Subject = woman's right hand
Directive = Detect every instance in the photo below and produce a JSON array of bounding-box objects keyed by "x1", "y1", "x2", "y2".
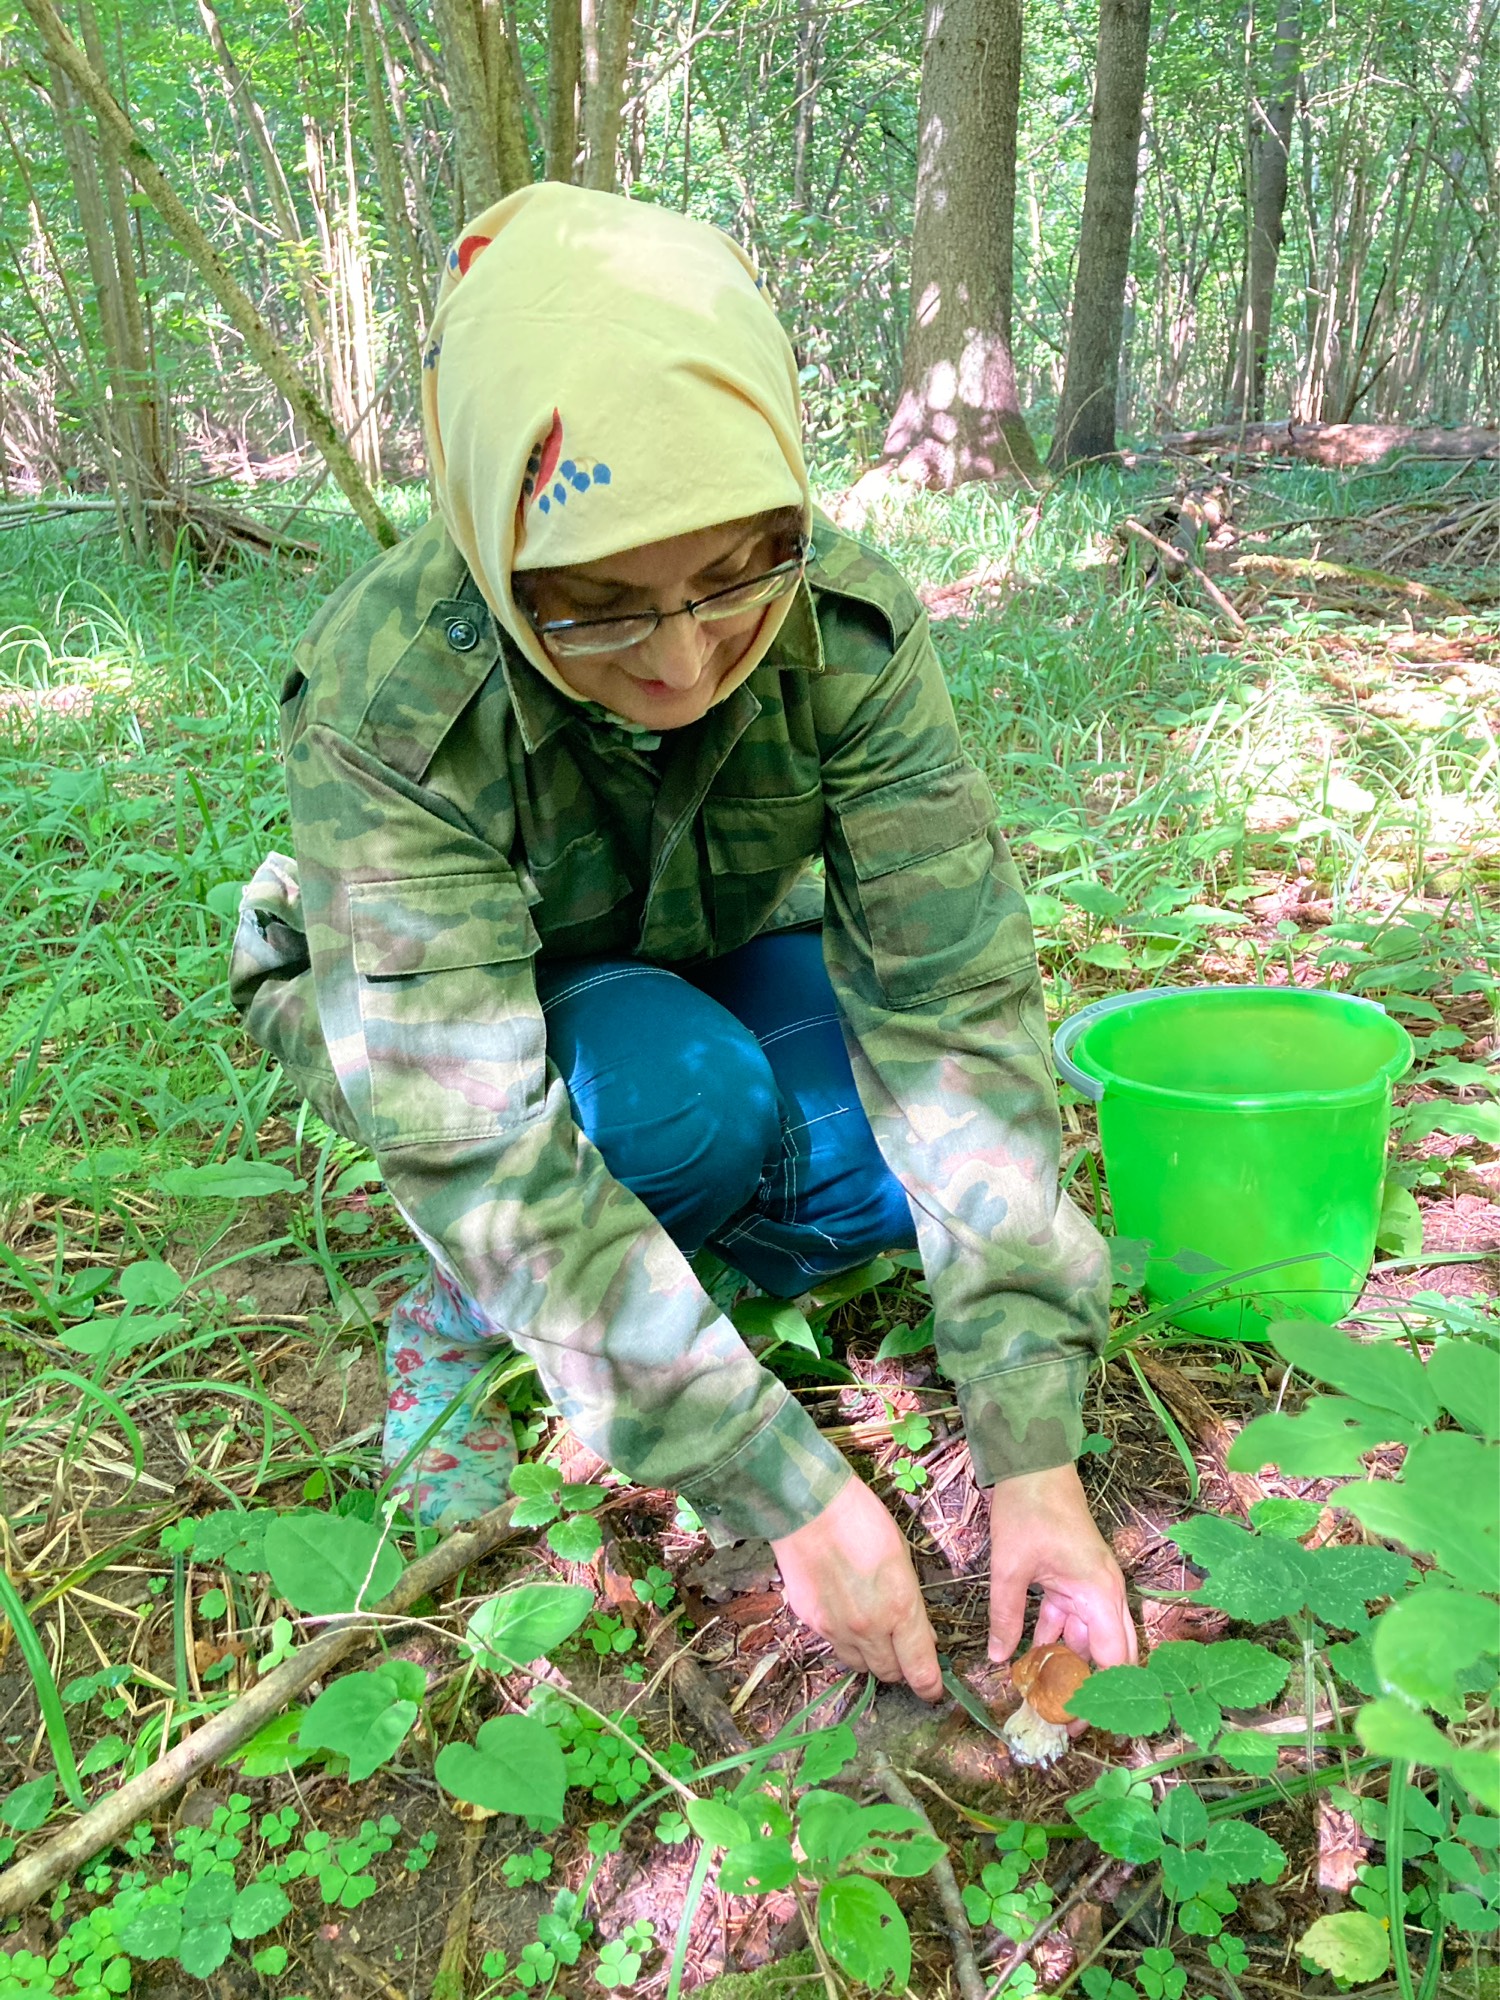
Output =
[{"x1": 770, "y1": 1475, "x2": 943, "y2": 1700}]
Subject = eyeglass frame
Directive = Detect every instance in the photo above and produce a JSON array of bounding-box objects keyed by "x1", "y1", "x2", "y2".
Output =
[{"x1": 516, "y1": 537, "x2": 810, "y2": 658}]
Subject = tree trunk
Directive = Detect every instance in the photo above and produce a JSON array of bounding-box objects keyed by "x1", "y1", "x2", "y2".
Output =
[
  {"x1": 579, "y1": 0, "x2": 637, "y2": 191},
  {"x1": 1226, "y1": 0, "x2": 1302, "y2": 423},
  {"x1": 881, "y1": 0, "x2": 1041, "y2": 488},
  {"x1": 356, "y1": 0, "x2": 425, "y2": 409},
  {"x1": 547, "y1": 0, "x2": 582, "y2": 179},
  {"x1": 433, "y1": 0, "x2": 533, "y2": 217},
  {"x1": 17, "y1": 0, "x2": 398, "y2": 546},
  {"x1": 1047, "y1": 0, "x2": 1152, "y2": 468}
]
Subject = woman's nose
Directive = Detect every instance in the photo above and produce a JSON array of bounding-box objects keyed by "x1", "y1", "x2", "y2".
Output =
[{"x1": 641, "y1": 611, "x2": 714, "y2": 689}]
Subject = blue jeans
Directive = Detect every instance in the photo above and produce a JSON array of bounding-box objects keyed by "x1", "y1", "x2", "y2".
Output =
[{"x1": 535, "y1": 929, "x2": 917, "y2": 1296}]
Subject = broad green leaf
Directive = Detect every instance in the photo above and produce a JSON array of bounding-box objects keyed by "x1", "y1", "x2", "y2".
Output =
[
  {"x1": 1065, "y1": 881, "x2": 1127, "y2": 918},
  {"x1": 808, "y1": 1258, "x2": 894, "y2": 1311},
  {"x1": 1202, "y1": 1818, "x2": 1285, "y2": 1884},
  {"x1": 1427, "y1": 1340, "x2": 1500, "y2": 1439},
  {"x1": 719, "y1": 1836, "x2": 798, "y2": 1894},
  {"x1": 80, "y1": 1733, "x2": 126, "y2": 1777},
  {"x1": 154, "y1": 1160, "x2": 304, "y2": 1200},
  {"x1": 1355, "y1": 1696, "x2": 1459, "y2": 1766},
  {"x1": 1156, "y1": 1785, "x2": 1208, "y2": 1849},
  {"x1": 509, "y1": 1462, "x2": 563, "y2": 1498},
  {"x1": 546, "y1": 1514, "x2": 603, "y2": 1563},
  {"x1": 796, "y1": 1789, "x2": 864, "y2": 1867},
  {"x1": 1270, "y1": 1323, "x2": 1439, "y2": 1427},
  {"x1": 733, "y1": 1297, "x2": 820, "y2": 1355},
  {"x1": 225, "y1": 1709, "x2": 321, "y2": 1775},
  {"x1": 464, "y1": 1584, "x2": 595, "y2": 1669},
  {"x1": 1247, "y1": 1498, "x2": 1322, "y2": 1541},
  {"x1": 1161, "y1": 1846, "x2": 1216, "y2": 1900},
  {"x1": 1168, "y1": 1516, "x2": 1253, "y2": 1569},
  {"x1": 1082, "y1": 942, "x2": 1136, "y2": 970},
  {"x1": 60, "y1": 1311, "x2": 183, "y2": 1359},
  {"x1": 183, "y1": 1873, "x2": 237, "y2": 1926},
  {"x1": 178, "y1": 1924, "x2": 233, "y2": 1979},
  {"x1": 818, "y1": 1876, "x2": 911, "y2": 1992},
  {"x1": 1065, "y1": 1665, "x2": 1170, "y2": 1736},
  {"x1": 1401, "y1": 1101, "x2": 1500, "y2": 1147},
  {"x1": 1227, "y1": 1399, "x2": 1410, "y2": 1476},
  {"x1": 1343, "y1": 1433, "x2": 1499, "y2": 1588},
  {"x1": 1450, "y1": 1748, "x2": 1500, "y2": 1812},
  {"x1": 1167, "y1": 1690, "x2": 1222, "y2": 1749},
  {"x1": 1300, "y1": 1545, "x2": 1413, "y2": 1628},
  {"x1": 1297, "y1": 1911, "x2": 1390, "y2": 1981},
  {"x1": 1215, "y1": 1732, "x2": 1279, "y2": 1776},
  {"x1": 0, "y1": 1777, "x2": 55, "y2": 1831},
  {"x1": 1375, "y1": 1183, "x2": 1423, "y2": 1259},
  {"x1": 1157, "y1": 1639, "x2": 1291, "y2": 1708},
  {"x1": 433, "y1": 1715, "x2": 566, "y2": 1829},
  {"x1": 1072, "y1": 1795, "x2": 1164, "y2": 1863},
  {"x1": 686, "y1": 1799, "x2": 751, "y2": 1848},
  {"x1": 298, "y1": 1661, "x2": 426, "y2": 1782},
  {"x1": 875, "y1": 1313, "x2": 935, "y2": 1361},
  {"x1": 116, "y1": 1259, "x2": 184, "y2": 1308},
  {"x1": 119, "y1": 1904, "x2": 183, "y2": 1960},
  {"x1": 1373, "y1": 1591, "x2": 1499, "y2": 1715},
  {"x1": 263, "y1": 1514, "x2": 404, "y2": 1614},
  {"x1": 1186, "y1": 1536, "x2": 1313, "y2": 1623},
  {"x1": 800, "y1": 1722, "x2": 858, "y2": 1785},
  {"x1": 848, "y1": 1811, "x2": 947, "y2": 1879},
  {"x1": 231, "y1": 1880, "x2": 292, "y2": 1940}
]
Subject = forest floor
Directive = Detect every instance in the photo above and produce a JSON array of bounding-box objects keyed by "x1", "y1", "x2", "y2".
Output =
[{"x1": 0, "y1": 455, "x2": 1496, "y2": 2000}]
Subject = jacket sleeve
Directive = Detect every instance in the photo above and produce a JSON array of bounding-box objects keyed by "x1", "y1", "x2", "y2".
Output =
[
  {"x1": 284, "y1": 717, "x2": 851, "y2": 1544},
  {"x1": 813, "y1": 595, "x2": 1110, "y2": 1486}
]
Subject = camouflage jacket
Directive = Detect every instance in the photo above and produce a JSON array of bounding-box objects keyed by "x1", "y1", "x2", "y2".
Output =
[{"x1": 245, "y1": 512, "x2": 1109, "y2": 1543}]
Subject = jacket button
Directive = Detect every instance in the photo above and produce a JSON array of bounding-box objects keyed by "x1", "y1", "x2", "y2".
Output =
[{"x1": 446, "y1": 617, "x2": 480, "y2": 652}]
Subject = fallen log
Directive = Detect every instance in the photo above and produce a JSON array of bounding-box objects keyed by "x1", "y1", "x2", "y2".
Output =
[{"x1": 1163, "y1": 421, "x2": 1499, "y2": 467}]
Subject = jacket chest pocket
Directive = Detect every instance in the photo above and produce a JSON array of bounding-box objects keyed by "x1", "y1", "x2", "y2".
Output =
[
  {"x1": 703, "y1": 786, "x2": 824, "y2": 950},
  {"x1": 835, "y1": 763, "x2": 1035, "y2": 1009},
  {"x1": 349, "y1": 873, "x2": 546, "y2": 1146},
  {"x1": 524, "y1": 831, "x2": 639, "y2": 957}
]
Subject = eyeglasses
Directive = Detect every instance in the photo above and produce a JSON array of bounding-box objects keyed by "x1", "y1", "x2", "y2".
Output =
[{"x1": 521, "y1": 542, "x2": 808, "y2": 659}]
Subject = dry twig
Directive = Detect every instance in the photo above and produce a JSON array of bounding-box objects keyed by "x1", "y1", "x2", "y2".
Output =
[
  {"x1": 1122, "y1": 517, "x2": 1249, "y2": 633},
  {"x1": 0, "y1": 1500, "x2": 520, "y2": 1916},
  {"x1": 871, "y1": 1748, "x2": 985, "y2": 2000}
]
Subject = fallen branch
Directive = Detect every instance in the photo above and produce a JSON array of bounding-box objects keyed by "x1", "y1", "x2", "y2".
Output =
[
  {"x1": 983, "y1": 1854, "x2": 1118, "y2": 1998},
  {"x1": 1121, "y1": 518, "x2": 1248, "y2": 634},
  {"x1": 0, "y1": 1500, "x2": 519, "y2": 1917},
  {"x1": 1231, "y1": 552, "x2": 1469, "y2": 618},
  {"x1": 431, "y1": 1814, "x2": 487, "y2": 2000},
  {"x1": 871, "y1": 1749, "x2": 985, "y2": 2000},
  {"x1": 1163, "y1": 421, "x2": 1499, "y2": 467}
]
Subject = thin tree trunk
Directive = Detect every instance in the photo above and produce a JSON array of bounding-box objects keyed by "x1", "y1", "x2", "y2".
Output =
[
  {"x1": 547, "y1": 0, "x2": 581, "y2": 178},
  {"x1": 1226, "y1": 0, "x2": 1302, "y2": 421},
  {"x1": 356, "y1": 0, "x2": 426, "y2": 408},
  {"x1": 18, "y1": 0, "x2": 397, "y2": 546},
  {"x1": 1047, "y1": 0, "x2": 1152, "y2": 467},
  {"x1": 881, "y1": 0, "x2": 1041, "y2": 487},
  {"x1": 579, "y1": 0, "x2": 637, "y2": 190},
  {"x1": 433, "y1": 0, "x2": 533, "y2": 216}
]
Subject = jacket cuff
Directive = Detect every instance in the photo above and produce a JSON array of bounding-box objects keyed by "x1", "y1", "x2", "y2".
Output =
[
  {"x1": 958, "y1": 1355, "x2": 1091, "y2": 1487},
  {"x1": 678, "y1": 1389, "x2": 853, "y2": 1546}
]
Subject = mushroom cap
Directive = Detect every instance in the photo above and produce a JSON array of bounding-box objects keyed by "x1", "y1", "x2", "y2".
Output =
[{"x1": 1010, "y1": 1642, "x2": 1092, "y2": 1725}]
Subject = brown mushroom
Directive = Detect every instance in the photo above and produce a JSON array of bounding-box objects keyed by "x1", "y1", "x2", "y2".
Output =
[{"x1": 1002, "y1": 1643, "x2": 1093, "y2": 1767}]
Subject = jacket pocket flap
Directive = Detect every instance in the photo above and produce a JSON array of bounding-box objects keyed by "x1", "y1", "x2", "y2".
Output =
[
  {"x1": 350, "y1": 874, "x2": 541, "y2": 977},
  {"x1": 836, "y1": 762, "x2": 995, "y2": 882}
]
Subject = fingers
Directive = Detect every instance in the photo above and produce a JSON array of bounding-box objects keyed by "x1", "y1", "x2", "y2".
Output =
[{"x1": 893, "y1": 1606, "x2": 944, "y2": 1702}]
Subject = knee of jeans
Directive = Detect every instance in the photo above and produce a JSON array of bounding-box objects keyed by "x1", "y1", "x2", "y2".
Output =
[
  {"x1": 827, "y1": 1156, "x2": 918, "y2": 1264},
  {"x1": 606, "y1": 1033, "x2": 782, "y2": 1248}
]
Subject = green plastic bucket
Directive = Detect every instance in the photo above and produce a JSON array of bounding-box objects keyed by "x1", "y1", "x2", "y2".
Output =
[{"x1": 1053, "y1": 986, "x2": 1414, "y2": 1338}]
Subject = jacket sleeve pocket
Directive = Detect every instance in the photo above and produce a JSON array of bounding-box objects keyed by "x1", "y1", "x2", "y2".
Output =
[
  {"x1": 834, "y1": 762, "x2": 1036, "y2": 1008},
  {"x1": 348, "y1": 872, "x2": 546, "y2": 1145}
]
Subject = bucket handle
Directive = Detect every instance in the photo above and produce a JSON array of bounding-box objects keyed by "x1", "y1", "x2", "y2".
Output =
[
  {"x1": 1052, "y1": 989, "x2": 1183, "y2": 1101},
  {"x1": 1052, "y1": 984, "x2": 1396, "y2": 1104}
]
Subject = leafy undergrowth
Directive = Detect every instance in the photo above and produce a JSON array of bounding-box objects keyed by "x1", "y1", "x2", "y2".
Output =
[{"x1": 0, "y1": 461, "x2": 1495, "y2": 1999}]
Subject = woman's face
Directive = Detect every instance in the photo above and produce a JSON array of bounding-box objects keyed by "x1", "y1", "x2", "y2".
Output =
[{"x1": 516, "y1": 517, "x2": 785, "y2": 730}]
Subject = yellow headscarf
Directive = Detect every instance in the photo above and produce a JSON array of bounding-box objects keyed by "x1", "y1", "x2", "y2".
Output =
[{"x1": 421, "y1": 183, "x2": 809, "y2": 704}]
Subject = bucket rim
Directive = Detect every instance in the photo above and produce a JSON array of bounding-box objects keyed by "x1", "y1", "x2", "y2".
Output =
[{"x1": 1053, "y1": 984, "x2": 1415, "y2": 1109}]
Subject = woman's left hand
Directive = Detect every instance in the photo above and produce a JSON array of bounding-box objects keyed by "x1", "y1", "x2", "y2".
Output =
[{"x1": 988, "y1": 1462, "x2": 1137, "y2": 1671}]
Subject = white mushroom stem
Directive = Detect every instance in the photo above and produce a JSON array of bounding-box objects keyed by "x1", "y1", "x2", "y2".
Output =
[{"x1": 1001, "y1": 1698, "x2": 1072, "y2": 1769}]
